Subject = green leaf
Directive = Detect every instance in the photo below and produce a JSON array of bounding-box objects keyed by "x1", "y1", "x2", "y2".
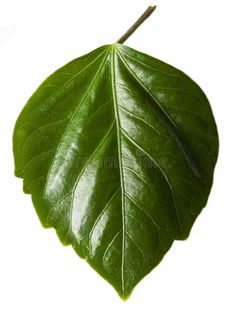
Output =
[{"x1": 13, "y1": 44, "x2": 218, "y2": 300}]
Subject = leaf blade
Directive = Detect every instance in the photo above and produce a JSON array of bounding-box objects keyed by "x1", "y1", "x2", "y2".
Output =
[{"x1": 13, "y1": 44, "x2": 218, "y2": 299}]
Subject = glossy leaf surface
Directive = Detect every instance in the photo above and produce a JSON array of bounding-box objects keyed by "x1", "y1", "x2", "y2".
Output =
[{"x1": 13, "y1": 44, "x2": 218, "y2": 299}]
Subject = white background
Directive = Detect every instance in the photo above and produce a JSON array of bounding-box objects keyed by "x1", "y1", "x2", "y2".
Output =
[{"x1": 0, "y1": 0, "x2": 236, "y2": 314}]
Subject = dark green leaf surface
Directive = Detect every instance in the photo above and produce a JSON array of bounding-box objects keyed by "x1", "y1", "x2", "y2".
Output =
[{"x1": 13, "y1": 44, "x2": 218, "y2": 299}]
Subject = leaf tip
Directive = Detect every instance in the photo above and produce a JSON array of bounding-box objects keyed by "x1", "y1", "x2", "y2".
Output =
[{"x1": 117, "y1": 290, "x2": 132, "y2": 301}]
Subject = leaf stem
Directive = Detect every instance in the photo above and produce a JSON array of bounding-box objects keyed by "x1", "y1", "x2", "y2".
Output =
[{"x1": 116, "y1": 5, "x2": 156, "y2": 44}]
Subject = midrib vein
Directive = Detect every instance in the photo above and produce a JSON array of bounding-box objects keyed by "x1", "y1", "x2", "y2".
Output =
[{"x1": 111, "y1": 47, "x2": 126, "y2": 294}]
